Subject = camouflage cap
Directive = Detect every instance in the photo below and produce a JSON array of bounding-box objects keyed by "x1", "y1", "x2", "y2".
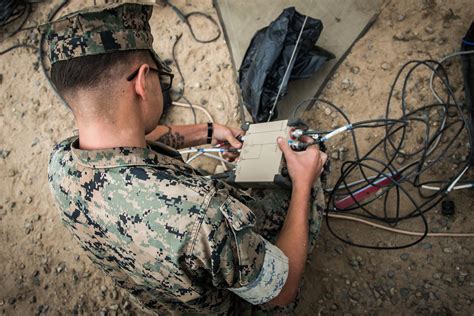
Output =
[{"x1": 42, "y1": 2, "x2": 170, "y2": 72}]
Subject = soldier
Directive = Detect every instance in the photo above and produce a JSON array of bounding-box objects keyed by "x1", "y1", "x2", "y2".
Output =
[{"x1": 45, "y1": 3, "x2": 327, "y2": 315}]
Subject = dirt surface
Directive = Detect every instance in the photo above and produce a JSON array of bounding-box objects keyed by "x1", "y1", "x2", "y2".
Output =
[{"x1": 0, "y1": 0, "x2": 473, "y2": 315}]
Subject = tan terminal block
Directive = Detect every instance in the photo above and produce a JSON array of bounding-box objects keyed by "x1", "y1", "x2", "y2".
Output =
[{"x1": 235, "y1": 120, "x2": 291, "y2": 187}]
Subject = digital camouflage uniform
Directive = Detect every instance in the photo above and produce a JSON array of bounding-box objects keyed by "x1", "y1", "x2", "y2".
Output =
[{"x1": 45, "y1": 3, "x2": 325, "y2": 315}]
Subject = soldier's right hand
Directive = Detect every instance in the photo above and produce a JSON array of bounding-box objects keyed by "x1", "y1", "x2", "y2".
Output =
[{"x1": 277, "y1": 137, "x2": 327, "y2": 188}]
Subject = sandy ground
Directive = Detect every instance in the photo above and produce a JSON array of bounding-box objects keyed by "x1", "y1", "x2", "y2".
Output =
[{"x1": 0, "y1": 0, "x2": 473, "y2": 315}]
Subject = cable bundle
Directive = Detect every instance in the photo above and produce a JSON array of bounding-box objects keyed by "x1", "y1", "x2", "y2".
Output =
[
  {"x1": 295, "y1": 53, "x2": 473, "y2": 249},
  {"x1": 0, "y1": 0, "x2": 30, "y2": 37}
]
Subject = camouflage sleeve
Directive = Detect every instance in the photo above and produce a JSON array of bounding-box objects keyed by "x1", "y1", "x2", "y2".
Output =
[{"x1": 191, "y1": 189, "x2": 289, "y2": 305}]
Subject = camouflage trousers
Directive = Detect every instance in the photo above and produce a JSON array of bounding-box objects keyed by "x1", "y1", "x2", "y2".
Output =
[{"x1": 238, "y1": 179, "x2": 326, "y2": 315}]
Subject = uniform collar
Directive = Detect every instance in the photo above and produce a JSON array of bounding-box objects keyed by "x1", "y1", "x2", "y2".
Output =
[{"x1": 70, "y1": 137, "x2": 183, "y2": 169}]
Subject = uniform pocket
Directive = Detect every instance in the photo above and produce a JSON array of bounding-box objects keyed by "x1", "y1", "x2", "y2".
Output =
[{"x1": 219, "y1": 195, "x2": 257, "y2": 231}]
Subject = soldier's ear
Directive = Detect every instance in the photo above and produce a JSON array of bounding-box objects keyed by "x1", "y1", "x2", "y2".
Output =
[{"x1": 134, "y1": 64, "x2": 150, "y2": 101}]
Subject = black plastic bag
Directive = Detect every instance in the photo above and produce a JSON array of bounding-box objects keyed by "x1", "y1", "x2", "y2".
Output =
[
  {"x1": 239, "y1": 7, "x2": 335, "y2": 122},
  {"x1": 461, "y1": 22, "x2": 474, "y2": 165}
]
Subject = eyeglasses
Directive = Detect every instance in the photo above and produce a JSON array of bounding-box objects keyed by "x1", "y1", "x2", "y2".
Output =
[{"x1": 126, "y1": 67, "x2": 174, "y2": 92}]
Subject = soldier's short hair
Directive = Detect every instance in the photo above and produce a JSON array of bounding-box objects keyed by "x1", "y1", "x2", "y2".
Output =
[{"x1": 51, "y1": 50, "x2": 149, "y2": 94}]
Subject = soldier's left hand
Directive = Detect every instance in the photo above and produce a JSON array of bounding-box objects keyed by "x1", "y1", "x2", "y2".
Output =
[{"x1": 212, "y1": 123, "x2": 244, "y2": 161}]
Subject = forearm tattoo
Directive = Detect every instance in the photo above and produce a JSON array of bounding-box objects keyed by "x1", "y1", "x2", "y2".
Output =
[{"x1": 157, "y1": 125, "x2": 185, "y2": 148}]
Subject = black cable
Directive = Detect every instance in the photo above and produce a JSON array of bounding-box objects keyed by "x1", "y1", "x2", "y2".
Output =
[
  {"x1": 0, "y1": 0, "x2": 28, "y2": 29},
  {"x1": 294, "y1": 58, "x2": 471, "y2": 249},
  {"x1": 169, "y1": 34, "x2": 197, "y2": 125},
  {"x1": 171, "y1": 33, "x2": 185, "y2": 102},
  {"x1": 6, "y1": 3, "x2": 31, "y2": 38},
  {"x1": 166, "y1": 0, "x2": 222, "y2": 126},
  {"x1": 0, "y1": 0, "x2": 34, "y2": 54},
  {"x1": 165, "y1": 0, "x2": 221, "y2": 44}
]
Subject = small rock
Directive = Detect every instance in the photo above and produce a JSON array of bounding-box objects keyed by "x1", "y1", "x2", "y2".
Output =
[
  {"x1": 425, "y1": 26, "x2": 434, "y2": 34},
  {"x1": 25, "y1": 223, "x2": 33, "y2": 234},
  {"x1": 416, "y1": 135, "x2": 424, "y2": 145},
  {"x1": 25, "y1": 196, "x2": 33, "y2": 204},
  {"x1": 100, "y1": 285, "x2": 107, "y2": 293},
  {"x1": 216, "y1": 103, "x2": 224, "y2": 110},
  {"x1": 56, "y1": 262, "x2": 65, "y2": 274},
  {"x1": 373, "y1": 289, "x2": 381, "y2": 299},
  {"x1": 396, "y1": 156, "x2": 405, "y2": 164},
  {"x1": 32, "y1": 274, "x2": 41, "y2": 286},
  {"x1": 324, "y1": 108, "x2": 332, "y2": 116},
  {"x1": 350, "y1": 66, "x2": 360, "y2": 74},
  {"x1": 437, "y1": 37, "x2": 447, "y2": 45},
  {"x1": 31, "y1": 138, "x2": 39, "y2": 147},
  {"x1": 437, "y1": 218, "x2": 448, "y2": 227},
  {"x1": 400, "y1": 288, "x2": 409, "y2": 297},
  {"x1": 338, "y1": 148, "x2": 347, "y2": 161},
  {"x1": 433, "y1": 272, "x2": 442, "y2": 279},
  {"x1": 381, "y1": 62, "x2": 391, "y2": 71},
  {"x1": 0, "y1": 148, "x2": 10, "y2": 159},
  {"x1": 458, "y1": 271, "x2": 468, "y2": 281},
  {"x1": 400, "y1": 253, "x2": 409, "y2": 261},
  {"x1": 397, "y1": 14, "x2": 406, "y2": 22},
  {"x1": 387, "y1": 271, "x2": 395, "y2": 278},
  {"x1": 419, "y1": 242, "x2": 432, "y2": 250},
  {"x1": 331, "y1": 151, "x2": 339, "y2": 160},
  {"x1": 429, "y1": 292, "x2": 438, "y2": 300},
  {"x1": 392, "y1": 32, "x2": 409, "y2": 42},
  {"x1": 335, "y1": 245, "x2": 344, "y2": 254},
  {"x1": 443, "y1": 247, "x2": 453, "y2": 254},
  {"x1": 341, "y1": 78, "x2": 352, "y2": 90}
]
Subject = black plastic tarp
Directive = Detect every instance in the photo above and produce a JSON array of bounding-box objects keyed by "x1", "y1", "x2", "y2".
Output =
[
  {"x1": 238, "y1": 7, "x2": 335, "y2": 122},
  {"x1": 461, "y1": 22, "x2": 474, "y2": 165}
]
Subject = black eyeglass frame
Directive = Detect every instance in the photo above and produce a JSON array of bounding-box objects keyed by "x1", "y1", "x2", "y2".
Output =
[{"x1": 126, "y1": 67, "x2": 174, "y2": 92}]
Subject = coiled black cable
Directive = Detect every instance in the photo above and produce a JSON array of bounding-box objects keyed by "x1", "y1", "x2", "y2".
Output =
[
  {"x1": 294, "y1": 57, "x2": 472, "y2": 249},
  {"x1": 0, "y1": 0, "x2": 28, "y2": 30}
]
